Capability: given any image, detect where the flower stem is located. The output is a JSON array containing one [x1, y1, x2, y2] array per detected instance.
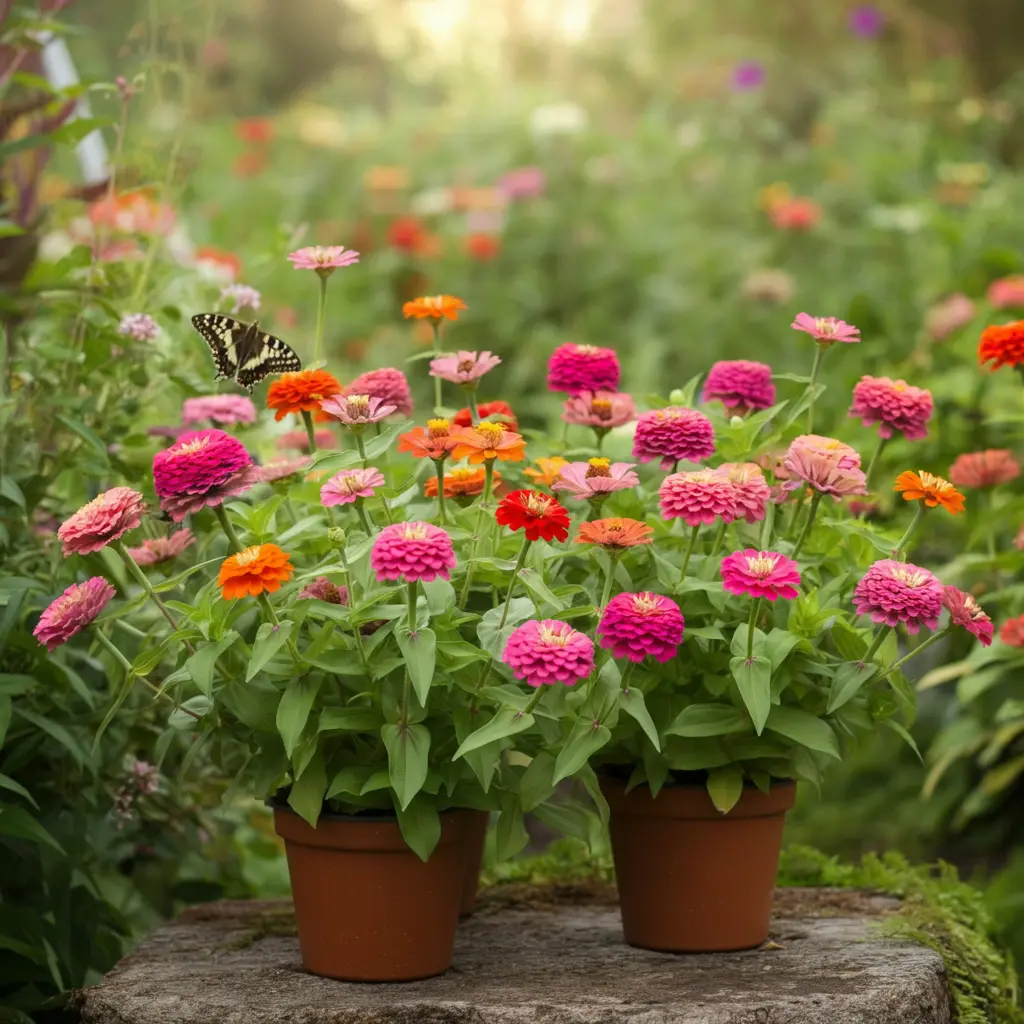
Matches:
[[680, 524, 700, 580], [354, 430, 368, 467], [338, 553, 370, 673], [519, 685, 546, 717], [864, 435, 888, 488], [709, 519, 728, 558], [431, 321, 443, 414], [895, 503, 926, 560], [407, 579, 419, 631], [301, 410, 318, 455], [113, 541, 194, 655], [878, 626, 949, 681], [467, 389, 479, 425], [213, 505, 245, 554], [355, 500, 375, 535], [314, 272, 328, 366], [257, 592, 301, 662], [483, 458, 495, 504], [599, 551, 620, 611], [862, 625, 891, 664], [805, 345, 825, 433], [499, 539, 532, 628], [791, 491, 822, 559], [434, 461, 447, 525], [746, 598, 761, 661]]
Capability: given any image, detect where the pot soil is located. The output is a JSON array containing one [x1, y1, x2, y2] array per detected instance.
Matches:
[[273, 805, 470, 981], [601, 777, 796, 953], [460, 810, 490, 917]]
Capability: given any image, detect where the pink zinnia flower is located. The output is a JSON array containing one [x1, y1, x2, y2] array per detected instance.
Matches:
[[321, 468, 386, 507], [498, 166, 546, 200], [126, 529, 195, 566], [633, 407, 715, 469], [152, 429, 258, 522], [782, 437, 868, 501], [553, 459, 640, 500], [853, 559, 943, 634], [298, 577, 350, 604], [370, 521, 456, 582], [721, 549, 801, 601], [342, 368, 413, 417], [429, 350, 502, 386], [287, 245, 360, 273], [33, 577, 115, 651], [948, 450, 1020, 489], [181, 394, 257, 427], [787, 434, 862, 469], [118, 313, 158, 341], [987, 275, 1024, 311], [597, 592, 684, 663], [942, 586, 993, 647], [277, 428, 334, 452], [659, 470, 736, 527], [58, 487, 147, 556], [219, 283, 261, 314], [926, 293, 975, 341], [702, 360, 775, 414], [547, 343, 621, 395], [256, 457, 312, 483], [791, 312, 861, 345], [849, 375, 933, 441], [502, 619, 595, 688], [319, 394, 396, 427], [713, 463, 771, 523], [562, 390, 637, 430], [1000, 616, 1024, 647]]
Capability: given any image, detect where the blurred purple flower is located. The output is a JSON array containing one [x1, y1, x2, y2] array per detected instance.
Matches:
[[731, 61, 765, 92], [849, 5, 884, 38]]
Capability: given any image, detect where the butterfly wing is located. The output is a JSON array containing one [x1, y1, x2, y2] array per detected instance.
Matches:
[[191, 313, 244, 381], [234, 327, 302, 391]]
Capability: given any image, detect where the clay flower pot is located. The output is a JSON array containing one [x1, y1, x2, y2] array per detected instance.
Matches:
[[601, 777, 796, 952], [459, 810, 490, 917], [273, 806, 470, 981]]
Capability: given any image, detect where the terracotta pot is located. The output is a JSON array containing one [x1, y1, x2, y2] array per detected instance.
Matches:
[[273, 806, 470, 981], [601, 777, 796, 953], [459, 810, 490, 917]]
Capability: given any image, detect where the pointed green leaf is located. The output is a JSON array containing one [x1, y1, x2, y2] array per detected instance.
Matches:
[[453, 706, 533, 760], [729, 655, 772, 734], [185, 631, 239, 696], [395, 794, 441, 861], [477, 598, 534, 659], [495, 797, 530, 860], [248, 621, 294, 681], [277, 676, 322, 758], [395, 626, 436, 706], [553, 717, 612, 783], [318, 707, 382, 733], [0, 805, 64, 853], [706, 764, 744, 814], [765, 705, 840, 758], [519, 751, 557, 811], [827, 661, 877, 713], [517, 568, 566, 613], [288, 750, 327, 827], [0, 773, 37, 808], [383, 722, 430, 809], [619, 686, 660, 750], [666, 702, 748, 738]]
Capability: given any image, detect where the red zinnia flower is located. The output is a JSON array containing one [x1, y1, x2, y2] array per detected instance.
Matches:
[[466, 233, 500, 260], [979, 321, 1024, 370], [452, 400, 518, 431], [388, 216, 426, 253], [495, 489, 571, 543]]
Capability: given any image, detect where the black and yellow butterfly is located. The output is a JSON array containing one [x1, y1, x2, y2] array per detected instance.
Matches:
[[191, 314, 302, 392]]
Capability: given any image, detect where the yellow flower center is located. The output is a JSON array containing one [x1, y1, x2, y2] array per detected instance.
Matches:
[[604, 518, 625, 533], [891, 567, 928, 588], [964, 594, 983, 618], [746, 552, 780, 577], [814, 317, 838, 336], [402, 523, 428, 540], [448, 468, 475, 483], [591, 398, 613, 419], [457, 357, 476, 373], [176, 437, 210, 455], [428, 418, 450, 438], [539, 622, 573, 646], [575, 344, 598, 355], [235, 545, 263, 567], [630, 593, 661, 614], [916, 470, 948, 492], [524, 492, 554, 515], [476, 422, 505, 445], [309, 391, 324, 402], [586, 457, 611, 479], [347, 394, 370, 417]]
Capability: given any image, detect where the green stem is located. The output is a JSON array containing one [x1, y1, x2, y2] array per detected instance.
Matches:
[[709, 519, 728, 559], [114, 541, 194, 654], [864, 435, 888, 488], [407, 579, 419, 631], [353, 430, 368, 467], [519, 685, 546, 717], [467, 389, 479, 424], [301, 410, 318, 455], [895, 503, 926, 559], [862, 625, 892, 664], [213, 505, 245, 554], [680, 524, 700, 579], [746, 598, 761, 662], [806, 345, 825, 433], [791, 491, 822, 559], [878, 627, 949, 681], [599, 551, 620, 610], [431, 321, 443, 414], [338, 553, 370, 673], [434, 460, 448, 525], [257, 593, 301, 662], [314, 272, 328, 366], [483, 458, 495, 504], [355, 500, 375, 535], [594, 429, 607, 452], [499, 539, 533, 628]]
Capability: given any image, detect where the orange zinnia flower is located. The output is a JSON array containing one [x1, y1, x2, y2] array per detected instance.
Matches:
[[424, 466, 502, 500], [576, 518, 654, 550], [398, 419, 459, 461], [524, 456, 569, 489], [893, 470, 966, 515], [978, 321, 1024, 370], [402, 294, 467, 321], [266, 369, 342, 422], [450, 422, 526, 464], [218, 544, 294, 599]]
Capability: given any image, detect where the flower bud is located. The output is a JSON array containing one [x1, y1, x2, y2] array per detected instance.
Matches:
[[327, 526, 346, 549]]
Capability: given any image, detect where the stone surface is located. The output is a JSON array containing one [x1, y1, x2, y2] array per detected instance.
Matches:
[[75, 886, 952, 1024]]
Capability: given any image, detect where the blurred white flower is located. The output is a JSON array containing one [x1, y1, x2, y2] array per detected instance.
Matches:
[[676, 120, 704, 149], [530, 102, 588, 138], [411, 187, 454, 217], [220, 283, 261, 314], [148, 102, 183, 135], [38, 230, 75, 262], [741, 268, 795, 305], [868, 205, 925, 233]]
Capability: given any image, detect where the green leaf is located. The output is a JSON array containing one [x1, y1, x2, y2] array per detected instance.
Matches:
[[0, 696, 11, 750], [0, 772, 37, 808], [453, 706, 533, 760], [168, 695, 212, 730], [186, 631, 239, 697], [395, 794, 441, 861], [519, 751, 557, 811], [421, 578, 456, 616], [764, 629, 802, 671], [0, 476, 25, 510], [248, 621, 294, 681], [55, 413, 110, 463], [383, 722, 430, 809], [706, 764, 744, 814], [326, 765, 375, 798], [495, 798, 530, 860], [619, 686, 660, 750], [553, 717, 612, 783], [729, 655, 772, 734], [363, 421, 411, 461], [827, 662, 877, 713], [288, 750, 327, 827], [666, 702, 748, 738], [395, 626, 436, 706], [477, 598, 534, 659], [765, 706, 840, 758], [0, 805, 64, 853], [14, 708, 91, 769], [318, 707, 381, 732], [277, 676, 322, 759], [517, 568, 566, 613]]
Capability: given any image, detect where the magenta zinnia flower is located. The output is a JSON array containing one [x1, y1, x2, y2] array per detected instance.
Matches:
[[597, 592, 684, 663], [298, 577, 350, 604], [319, 394, 397, 427], [562, 390, 637, 430], [721, 549, 801, 601], [342, 368, 413, 417], [152, 429, 258, 522], [118, 313, 158, 341], [429, 350, 502, 386], [713, 463, 771, 523], [34, 577, 115, 651], [502, 619, 595, 687], [320, 468, 386, 507], [941, 586, 993, 647], [126, 529, 195, 566], [58, 487, 147, 557], [370, 521, 456, 582], [256, 457, 311, 483], [702, 360, 775, 414], [554, 459, 639, 501], [849, 375, 933, 441], [181, 394, 257, 427], [791, 313, 861, 345], [659, 470, 736, 526], [287, 245, 360, 273], [547, 343, 621, 395], [853, 559, 943, 634], [633, 407, 715, 469]]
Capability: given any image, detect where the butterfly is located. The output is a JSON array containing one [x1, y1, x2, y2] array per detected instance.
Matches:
[[190, 314, 302, 392]]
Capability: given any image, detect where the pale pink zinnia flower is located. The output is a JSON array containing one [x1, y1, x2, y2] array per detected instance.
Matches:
[[713, 463, 771, 523], [786, 434, 862, 470], [277, 428, 335, 452], [853, 559, 943, 634], [118, 313, 158, 341], [782, 446, 868, 501], [58, 487, 147, 556], [987, 275, 1024, 310], [721, 549, 801, 601], [370, 522, 456, 582], [287, 245, 360, 273], [219, 283, 261, 314], [849, 375, 933, 441], [257, 457, 312, 483], [597, 593, 684, 663], [429, 350, 502, 386], [502, 619, 595, 687], [298, 577, 350, 604], [633, 407, 715, 469], [791, 312, 861, 345], [342, 368, 413, 417], [34, 577, 115, 651], [925, 293, 975, 340], [941, 586, 993, 647], [562, 390, 637, 430], [319, 394, 396, 427], [181, 394, 257, 427], [702, 360, 775, 414], [659, 470, 736, 527], [547, 343, 621, 395], [320, 468, 386, 506], [553, 459, 639, 500], [948, 450, 1020, 489], [498, 166, 546, 200], [126, 529, 195, 566]]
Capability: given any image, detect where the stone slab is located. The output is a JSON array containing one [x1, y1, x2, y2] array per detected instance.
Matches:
[[75, 886, 952, 1024]]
